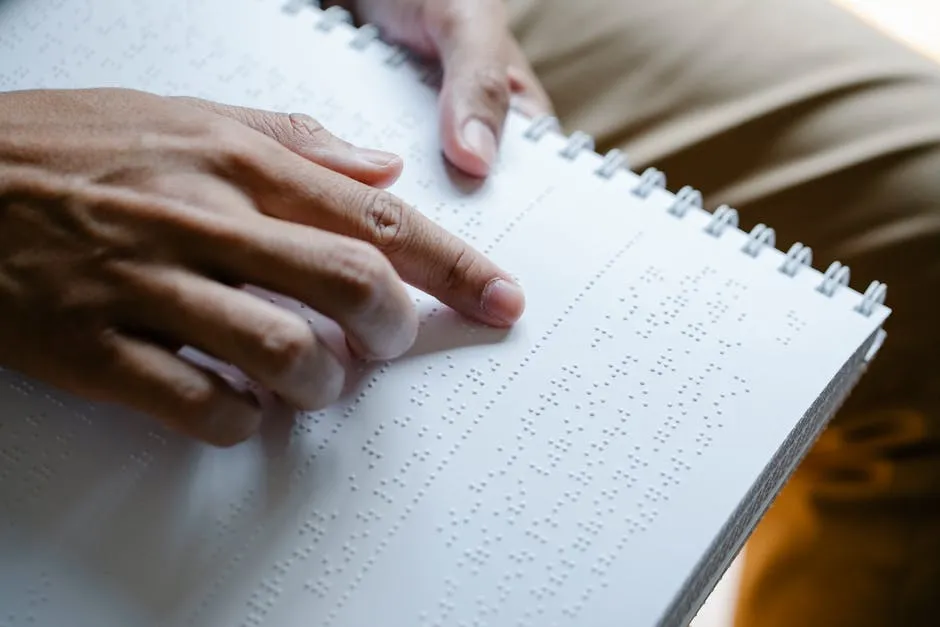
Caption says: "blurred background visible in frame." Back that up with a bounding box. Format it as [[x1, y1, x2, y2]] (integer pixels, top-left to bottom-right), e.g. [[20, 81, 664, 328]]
[[690, 1, 938, 626]]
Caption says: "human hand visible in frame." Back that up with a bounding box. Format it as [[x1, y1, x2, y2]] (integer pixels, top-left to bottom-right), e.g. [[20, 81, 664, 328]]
[[327, 0, 554, 177], [0, 88, 524, 446]]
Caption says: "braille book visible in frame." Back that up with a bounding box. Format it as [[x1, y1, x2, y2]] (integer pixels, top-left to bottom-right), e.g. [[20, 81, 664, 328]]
[[0, 1, 890, 626]]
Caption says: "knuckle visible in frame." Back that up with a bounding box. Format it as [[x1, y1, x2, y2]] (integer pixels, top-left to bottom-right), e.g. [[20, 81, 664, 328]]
[[473, 66, 510, 113], [287, 113, 330, 144], [329, 239, 395, 315], [248, 110, 294, 144], [440, 244, 479, 293], [360, 189, 409, 254], [259, 317, 317, 378]]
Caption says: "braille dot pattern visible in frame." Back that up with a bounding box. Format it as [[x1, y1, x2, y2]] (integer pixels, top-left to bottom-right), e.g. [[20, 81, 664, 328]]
[[0, 2, 889, 626]]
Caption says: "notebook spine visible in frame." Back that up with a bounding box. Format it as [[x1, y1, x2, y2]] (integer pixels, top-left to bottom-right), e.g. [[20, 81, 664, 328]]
[[280, 1, 887, 319]]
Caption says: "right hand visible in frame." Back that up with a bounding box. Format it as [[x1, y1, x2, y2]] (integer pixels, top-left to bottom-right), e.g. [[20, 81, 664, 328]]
[[0, 88, 525, 446]]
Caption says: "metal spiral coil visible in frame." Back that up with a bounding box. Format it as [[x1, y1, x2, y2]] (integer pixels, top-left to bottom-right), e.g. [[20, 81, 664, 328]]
[[595, 149, 629, 179], [742, 223, 776, 257], [779, 242, 813, 277], [349, 23, 380, 49], [817, 261, 851, 297], [559, 131, 594, 160], [667, 186, 703, 218], [704, 205, 739, 237], [315, 5, 352, 31], [632, 167, 666, 198]]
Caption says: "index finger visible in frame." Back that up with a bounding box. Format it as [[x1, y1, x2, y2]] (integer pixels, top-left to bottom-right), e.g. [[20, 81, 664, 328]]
[[245, 150, 524, 327], [214, 125, 525, 327], [348, 186, 526, 327], [318, 177, 524, 327]]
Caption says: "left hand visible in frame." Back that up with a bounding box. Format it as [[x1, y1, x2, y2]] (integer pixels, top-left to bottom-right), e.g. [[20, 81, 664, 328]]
[[327, 0, 554, 178]]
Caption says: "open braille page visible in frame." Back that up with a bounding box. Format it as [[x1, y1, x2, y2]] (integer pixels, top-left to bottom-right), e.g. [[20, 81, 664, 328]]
[[0, 1, 890, 626]]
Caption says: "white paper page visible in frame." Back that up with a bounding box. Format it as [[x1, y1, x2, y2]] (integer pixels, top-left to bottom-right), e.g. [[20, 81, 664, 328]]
[[0, 1, 889, 626]]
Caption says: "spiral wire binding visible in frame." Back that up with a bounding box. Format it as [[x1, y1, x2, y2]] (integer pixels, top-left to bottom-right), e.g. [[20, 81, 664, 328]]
[[595, 149, 629, 179], [742, 223, 775, 257], [632, 167, 666, 198], [282, 0, 888, 319], [668, 186, 703, 218], [384, 46, 411, 68], [314, 4, 352, 31], [704, 205, 739, 237], [780, 243, 813, 278], [817, 262, 851, 297], [281, 0, 316, 14], [349, 23, 380, 49], [856, 281, 888, 317], [514, 116, 887, 317], [523, 115, 561, 141], [560, 131, 595, 160]]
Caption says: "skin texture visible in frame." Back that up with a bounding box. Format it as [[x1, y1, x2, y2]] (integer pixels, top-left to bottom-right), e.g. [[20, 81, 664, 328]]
[[326, 0, 554, 177], [0, 88, 526, 446]]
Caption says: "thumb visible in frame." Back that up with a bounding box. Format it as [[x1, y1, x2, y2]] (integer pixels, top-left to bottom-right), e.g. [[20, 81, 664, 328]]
[[425, 2, 512, 178], [174, 96, 403, 188]]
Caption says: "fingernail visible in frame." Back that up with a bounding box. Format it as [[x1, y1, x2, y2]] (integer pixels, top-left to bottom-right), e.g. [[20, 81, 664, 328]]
[[481, 277, 525, 325], [355, 147, 400, 167], [462, 118, 498, 166]]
